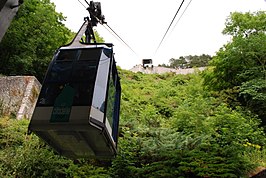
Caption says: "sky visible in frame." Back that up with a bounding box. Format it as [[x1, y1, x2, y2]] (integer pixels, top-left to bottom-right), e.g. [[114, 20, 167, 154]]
[[50, 0, 266, 70]]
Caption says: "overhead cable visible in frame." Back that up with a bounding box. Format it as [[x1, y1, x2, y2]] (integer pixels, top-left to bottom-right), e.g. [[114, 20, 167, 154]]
[[154, 0, 185, 55], [171, 0, 193, 34], [77, 0, 138, 56], [77, 0, 87, 9], [104, 23, 138, 56]]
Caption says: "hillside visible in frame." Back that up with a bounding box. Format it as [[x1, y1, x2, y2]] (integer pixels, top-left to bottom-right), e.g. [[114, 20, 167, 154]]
[[1, 70, 266, 177], [0, 1, 265, 176], [130, 64, 205, 74]]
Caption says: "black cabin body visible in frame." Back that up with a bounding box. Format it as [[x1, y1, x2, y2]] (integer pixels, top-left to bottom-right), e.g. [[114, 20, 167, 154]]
[[28, 43, 121, 159]]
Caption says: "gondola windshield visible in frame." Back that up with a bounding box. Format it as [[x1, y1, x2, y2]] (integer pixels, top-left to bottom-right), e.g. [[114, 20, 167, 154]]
[[38, 48, 101, 107]]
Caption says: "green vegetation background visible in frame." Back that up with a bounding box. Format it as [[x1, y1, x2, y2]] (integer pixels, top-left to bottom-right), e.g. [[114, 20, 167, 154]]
[[0, 0, 265, 177], [1, 70, 266, 177]]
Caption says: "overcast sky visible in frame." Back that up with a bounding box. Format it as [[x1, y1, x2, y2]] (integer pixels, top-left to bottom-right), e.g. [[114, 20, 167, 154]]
[[50, 0, 266, 69]]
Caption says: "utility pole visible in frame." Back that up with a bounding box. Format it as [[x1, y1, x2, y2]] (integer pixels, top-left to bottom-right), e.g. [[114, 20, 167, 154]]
[[0, 0, 23, 42]]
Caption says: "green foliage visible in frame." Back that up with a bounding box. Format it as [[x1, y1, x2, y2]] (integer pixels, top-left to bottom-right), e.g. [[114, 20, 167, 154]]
[[0, 0, 103, 81], [66, 160, 109, 178], [0, 0, 73, 81], [223, 11, 266, 37], [160, 54, 212, 68], [0, 117, 70, 177], [240, 79, 266, 118], [0, 0, 264, 177], [94, 30, 105, 43], [0, 117, 111, 178], [1, 69, 266, 177], [203, 11, 266, 122], [113, 70, 266, 177]]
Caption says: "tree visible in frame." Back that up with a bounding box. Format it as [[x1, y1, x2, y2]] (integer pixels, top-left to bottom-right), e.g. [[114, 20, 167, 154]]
[[163, 54, 212, 69], [189, 54, 212, 68], [169, 57, 187, 68], [203, 11, 266, 122], [0, 0, 73, 81]]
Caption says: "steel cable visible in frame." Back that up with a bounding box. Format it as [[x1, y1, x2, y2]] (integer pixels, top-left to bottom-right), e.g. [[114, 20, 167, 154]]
[[154, 0, 185, 55]]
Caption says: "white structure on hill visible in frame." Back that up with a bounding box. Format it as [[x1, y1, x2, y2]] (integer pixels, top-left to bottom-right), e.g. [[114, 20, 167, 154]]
[[130, 64, 205, 75]]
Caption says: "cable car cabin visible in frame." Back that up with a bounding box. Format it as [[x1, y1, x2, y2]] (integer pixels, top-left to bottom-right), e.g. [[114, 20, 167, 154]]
[[142, 59, 153, 69], [28, 44, 121, 159]]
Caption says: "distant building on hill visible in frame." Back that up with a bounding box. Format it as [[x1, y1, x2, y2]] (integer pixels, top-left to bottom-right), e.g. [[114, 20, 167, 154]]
[[130, 64, 205, 75]]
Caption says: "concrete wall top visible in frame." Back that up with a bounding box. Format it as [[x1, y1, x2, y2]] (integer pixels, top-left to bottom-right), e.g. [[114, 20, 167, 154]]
[[0, 76, 41, 119]]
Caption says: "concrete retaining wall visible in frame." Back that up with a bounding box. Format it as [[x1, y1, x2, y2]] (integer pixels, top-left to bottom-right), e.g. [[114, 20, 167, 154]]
[[0, 76, 41, 119]]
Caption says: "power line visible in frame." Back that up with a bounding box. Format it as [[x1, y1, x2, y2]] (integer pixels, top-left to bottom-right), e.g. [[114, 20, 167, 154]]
[[154, 0, 185, 55]]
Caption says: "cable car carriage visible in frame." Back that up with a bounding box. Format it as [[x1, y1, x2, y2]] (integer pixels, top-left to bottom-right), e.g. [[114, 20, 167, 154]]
[[28, 1, 121, 159], [142, 59, 153, 69]]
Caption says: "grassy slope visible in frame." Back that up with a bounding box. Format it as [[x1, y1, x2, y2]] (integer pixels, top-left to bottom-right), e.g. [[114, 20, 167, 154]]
[[0, 69, 266, 177]]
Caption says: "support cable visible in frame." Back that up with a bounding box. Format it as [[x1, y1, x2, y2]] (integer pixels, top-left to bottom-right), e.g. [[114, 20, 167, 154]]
[[171, 0, 193, 34], [76, 0, 138, 56], [77, 0, 87, 9], [104, 23, 138, 55], [154, 0, 185, 55]]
